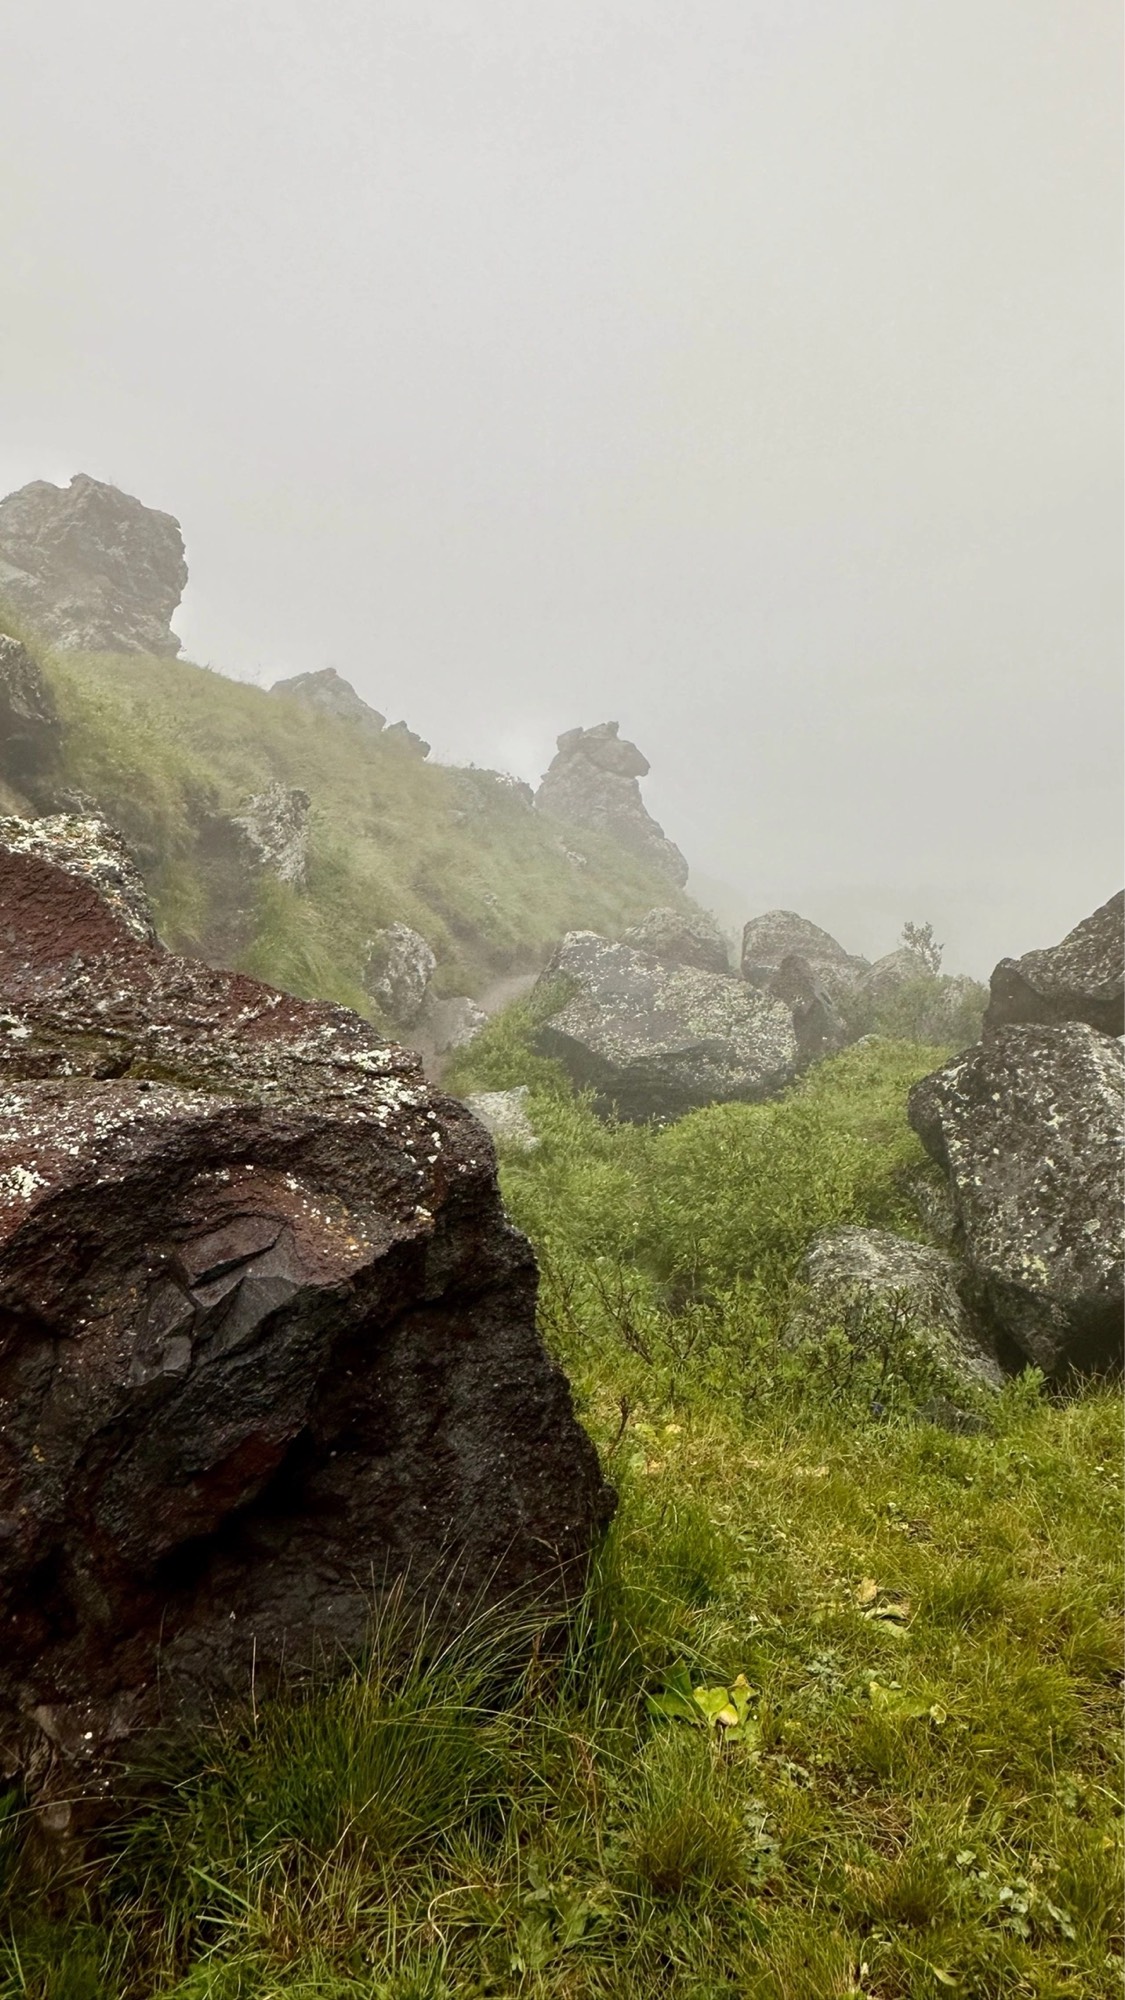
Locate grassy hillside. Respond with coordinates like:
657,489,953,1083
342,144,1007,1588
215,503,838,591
2,1032,1119,1999
1,613,684,1020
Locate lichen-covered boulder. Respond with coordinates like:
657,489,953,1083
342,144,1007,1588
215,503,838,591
0,810,157,944
984,892,1124,1039
230,783,311,889
622,905,731,975
464,1086,539,1153
535,723,688,886
0,825,611,1808
790,1226,1005,1391
767,952,848,1066
908,1024,1124,1378
364,922,437,1028
0,635,61,798
741,910,868,999
534,931,796,1122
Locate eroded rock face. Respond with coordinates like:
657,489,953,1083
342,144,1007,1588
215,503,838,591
0,636,61,799
984,892,1124,1039
535,723,688,887
908,1025,1124,1378
0,827,611,1804
741,910,868,999
230,784,311,889
269,667,386,734
791,1226,1004,1392
622,905,730,975
766,953,847,1067
364,923,437,1028
0,474,187,657
534,931,796,1122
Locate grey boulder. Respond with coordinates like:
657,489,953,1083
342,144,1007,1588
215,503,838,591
909,1024,1124,1378
0,472,187,657
269,666,386,734
465,1086,540,1153
364,922,437,1028
984,891,1124,1039
767,952,848,1065
534,930,797,1122
741,910,868,999
791,1226,1005,1391
230,783,311,889
535,723,688,887
622,905,731,975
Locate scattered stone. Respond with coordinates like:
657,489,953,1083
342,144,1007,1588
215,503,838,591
622,905,731,975
384,720,431,758
741,910,868,998
767,953,848,1066
230,784,311,889
0,635,61,796
0,811,156,944
909,1024,1124,1378
465,1086,540,1153
419,992,489,1057
534,931,797,1122
790,1226,1005,1392
984,891,1124,1039
0,473,187,656
855,946,931,1003
535,723,688,886
269,667,386,734
0,825,611,1808
364,922,437,1028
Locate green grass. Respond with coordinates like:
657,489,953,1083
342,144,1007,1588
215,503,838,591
2,1032,1120,1998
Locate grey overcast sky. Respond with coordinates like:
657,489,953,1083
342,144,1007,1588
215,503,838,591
1,0,1121,972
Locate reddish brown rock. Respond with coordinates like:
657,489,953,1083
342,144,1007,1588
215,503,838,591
0,821,611,1808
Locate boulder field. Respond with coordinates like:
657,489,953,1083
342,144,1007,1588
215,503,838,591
0,817,611,1813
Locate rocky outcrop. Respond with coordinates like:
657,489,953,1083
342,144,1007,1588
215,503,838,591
535,723,688,887
909,1025,1124,1379
464,1087,539,1153
364,923,437,1028
855,945,930,1003
0,474,187,656
984,892,1124,1040
269,667,386,734
0,811,157,944
0,636,61,800
384,720,431,759
622,905,730,975
534,931,796,1122
0,820,610,1808
766,953,848,1066
741,911,868,999
230,784,311,889
790,1226,1004,1392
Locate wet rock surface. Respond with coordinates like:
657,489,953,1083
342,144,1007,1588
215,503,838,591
0,474,187,657
364,923,438,1028
909,1024,1124,1378
792,1226,1005,1392
269,666,386,734
535,723,688,887
984,891,1124,1040
0,811,157,945
0,824,611,1804
0,636,61,799
534,931,797,1122
622,905,731,975
741,910,868,999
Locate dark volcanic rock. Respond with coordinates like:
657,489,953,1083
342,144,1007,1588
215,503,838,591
767,952,848,1066
0,824,610,1806
622,905,731,975
908,1025,1124,1378
269,666,386,734
0,474,187,657
741,910,868,999
534,931,796,1121
535,723,688,887
792,1226,1005,1392
0,636,61,797
984,892,1124,1039
0,811,157,944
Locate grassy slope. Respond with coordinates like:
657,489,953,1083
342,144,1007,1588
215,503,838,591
1,618,683,1018
2,1036,1120,1999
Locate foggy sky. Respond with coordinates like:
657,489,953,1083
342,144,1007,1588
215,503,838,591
2,0,1121,973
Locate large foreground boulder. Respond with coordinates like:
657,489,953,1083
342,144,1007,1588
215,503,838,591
908,1025,1124,1378
0,823,610,1807
791,1227,1004,1393
984,891,1124,1039
0,473,187,656
535,723,688,887
741,910,868,999
534,931,797,1121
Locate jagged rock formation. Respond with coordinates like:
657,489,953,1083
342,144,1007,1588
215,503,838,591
535,723,688,886
385,719,431,759
534,931,796,1122
741,910,869,998
791,1227,1005,1392
0,636,61,803
364,923,437,1028
269,667,386,734
766,953,848,1067
0,474,187,656
0,820,610,1808
909,1024,1123,1379
230,783,311,889
622,905,730,975
984,891,1124,1039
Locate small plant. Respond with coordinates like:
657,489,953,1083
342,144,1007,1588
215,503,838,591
901,918,943,974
